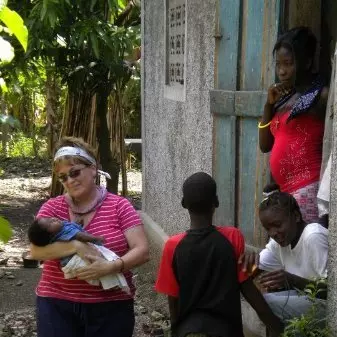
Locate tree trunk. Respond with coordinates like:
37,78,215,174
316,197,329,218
50,89,97,197
32,93,38,157
46,68,59,157
96,88,120,193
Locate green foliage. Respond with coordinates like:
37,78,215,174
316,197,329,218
0,216,12,243
0,132,48,157
0,2,28,93
0,6,28,52
282,279,329,337
26,0,140,92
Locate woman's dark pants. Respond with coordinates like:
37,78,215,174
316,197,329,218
36,296,135,337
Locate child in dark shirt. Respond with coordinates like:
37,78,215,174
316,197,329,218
28,217,104,266
155,172,284,337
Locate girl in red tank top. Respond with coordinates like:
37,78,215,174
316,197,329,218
259,27,329,223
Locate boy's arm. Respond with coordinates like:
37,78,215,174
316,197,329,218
240,278,284,337
168,296,179,329
75,232,104,244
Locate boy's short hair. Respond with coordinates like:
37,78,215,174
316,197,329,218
28,219,53,246
182,172,219,214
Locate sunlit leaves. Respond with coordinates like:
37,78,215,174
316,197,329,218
0,35,13,62
0,216,12,243
0,6,28,51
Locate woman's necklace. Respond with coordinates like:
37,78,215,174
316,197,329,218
65,186,108,225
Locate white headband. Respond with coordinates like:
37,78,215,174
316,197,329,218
54,146,111,179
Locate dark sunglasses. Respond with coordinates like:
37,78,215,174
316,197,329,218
58,166,87,183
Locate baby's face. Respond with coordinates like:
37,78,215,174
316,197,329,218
39,217,62,234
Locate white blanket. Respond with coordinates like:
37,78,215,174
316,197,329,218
61,245,130,294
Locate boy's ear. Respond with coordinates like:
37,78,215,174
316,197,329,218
214,195,219,208
181,197,186,209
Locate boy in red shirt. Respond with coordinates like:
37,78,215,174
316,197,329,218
155,172,283,337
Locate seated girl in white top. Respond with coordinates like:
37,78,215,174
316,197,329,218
240,184,328,323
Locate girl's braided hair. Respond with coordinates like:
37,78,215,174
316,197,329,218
273,26,317,71
259,183,303,222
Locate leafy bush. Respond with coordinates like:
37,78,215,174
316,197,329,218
282,279,329,337
0,132,48,157
0,216,12,243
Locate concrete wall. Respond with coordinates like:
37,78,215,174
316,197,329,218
142,0,216,236
327,44,337,334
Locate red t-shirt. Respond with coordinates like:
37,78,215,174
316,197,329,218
155,226,248,297
36,193,142,303
270,111,324,193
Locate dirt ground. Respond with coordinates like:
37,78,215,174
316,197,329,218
0,157,168,337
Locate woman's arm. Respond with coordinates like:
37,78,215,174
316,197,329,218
119,226,150,270
259,102,275,153
286,272,311,290
75,226,149,280
30,242,77,260
29,241,100,261
314,86,329,120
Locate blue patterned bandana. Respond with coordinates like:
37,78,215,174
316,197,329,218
274,78,324,123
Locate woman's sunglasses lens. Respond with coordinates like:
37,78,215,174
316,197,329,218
69,169,81,179
58,169,82,183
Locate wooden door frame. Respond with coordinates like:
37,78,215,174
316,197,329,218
212,0,283,247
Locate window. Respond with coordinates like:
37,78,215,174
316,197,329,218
165,0,186,101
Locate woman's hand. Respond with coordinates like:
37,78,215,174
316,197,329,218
74,241,102,261
267,83,292,105
238,252,259,275
76,255,123,280
258,269,288,291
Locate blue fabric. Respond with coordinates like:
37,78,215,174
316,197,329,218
51,221,84,242
264,290,326,323
36,296,135,337
51,221,83,267
273,78,324,122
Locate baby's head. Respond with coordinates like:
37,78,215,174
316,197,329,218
28,217,63,246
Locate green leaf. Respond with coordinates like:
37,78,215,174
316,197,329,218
118,0,126,10
0,216,12,243
0,7,28,51
90,0,98,11
0,77,8,92
0,0,7,13
90,32,99,59
48,9,57,28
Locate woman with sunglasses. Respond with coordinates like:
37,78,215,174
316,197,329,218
29,136,149,337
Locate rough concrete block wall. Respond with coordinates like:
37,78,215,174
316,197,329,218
136,212,169,314
142,0,216,235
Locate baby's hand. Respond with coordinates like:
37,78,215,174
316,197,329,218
93,236,105,245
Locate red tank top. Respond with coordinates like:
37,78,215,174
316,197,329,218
269,111,324,193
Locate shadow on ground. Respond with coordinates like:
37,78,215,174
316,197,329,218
0,267,41,313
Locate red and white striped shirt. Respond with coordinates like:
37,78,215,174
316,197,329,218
36,193,142,303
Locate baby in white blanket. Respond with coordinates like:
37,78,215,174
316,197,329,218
28,217,130,293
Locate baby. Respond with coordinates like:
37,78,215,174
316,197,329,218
28,217,130,293
28,217,104,267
